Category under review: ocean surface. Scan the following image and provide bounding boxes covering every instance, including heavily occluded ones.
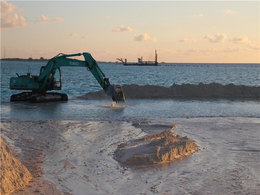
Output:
[1,60,260,195]
[1,60,260,119]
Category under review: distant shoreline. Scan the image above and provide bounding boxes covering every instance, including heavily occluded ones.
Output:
[0,58,118,64]
[1,58,48,62]
[1,58,259,65]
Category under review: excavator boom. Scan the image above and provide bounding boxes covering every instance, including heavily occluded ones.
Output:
[10,52,125,103]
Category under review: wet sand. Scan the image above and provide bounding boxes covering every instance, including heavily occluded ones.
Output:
[1,120,71,195]
[1,117,259,195]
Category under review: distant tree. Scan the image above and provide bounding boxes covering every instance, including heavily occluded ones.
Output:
[40,57,44,60]
[28,57,33,60]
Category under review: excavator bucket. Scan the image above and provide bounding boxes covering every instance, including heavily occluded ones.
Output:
[105,85,125,103]
[113,85,125,103]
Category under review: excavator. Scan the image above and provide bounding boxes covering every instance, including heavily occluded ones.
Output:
[10,52,125,103]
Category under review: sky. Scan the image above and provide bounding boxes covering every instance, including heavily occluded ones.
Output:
[1,1,259,63]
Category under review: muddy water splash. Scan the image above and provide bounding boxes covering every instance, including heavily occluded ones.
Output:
[99,102,130,108]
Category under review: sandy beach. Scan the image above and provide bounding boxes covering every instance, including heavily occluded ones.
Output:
[1,1,259,194]
[1,117,259,195]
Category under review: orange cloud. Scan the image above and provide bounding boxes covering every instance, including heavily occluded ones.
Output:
[232,35,249,44]
[248,42,260,50]
[180,38,197,43]
[224,47,241,52]
[69,33,77,37]
[113,25,133,33]
[231,35,259,50]
[1,1,27,29]
[189,13,203,18]
[53,17,64,23]
[134,33,157,42]
[36,15,49,23]
[188,48,218,53]
[222,9,235,14]
[203,33,227,43]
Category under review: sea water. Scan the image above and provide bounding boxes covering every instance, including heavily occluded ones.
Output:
[1,61,260,194]
[1,61,260,119]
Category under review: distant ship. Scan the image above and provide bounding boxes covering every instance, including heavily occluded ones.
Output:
[117,50,158,66]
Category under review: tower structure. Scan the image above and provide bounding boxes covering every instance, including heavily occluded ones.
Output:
[155,50,158,65]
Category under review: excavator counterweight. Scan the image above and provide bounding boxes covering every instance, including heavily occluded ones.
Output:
[10,52,125,103]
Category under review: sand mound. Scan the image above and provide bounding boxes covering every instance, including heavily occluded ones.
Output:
[79,83,260,100]
[115,130,198,165]
[0,138,32,195]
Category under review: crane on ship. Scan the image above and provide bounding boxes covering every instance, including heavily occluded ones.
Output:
[10,52,125,103]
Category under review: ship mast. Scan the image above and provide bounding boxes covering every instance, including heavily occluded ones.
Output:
[155,50,158,65]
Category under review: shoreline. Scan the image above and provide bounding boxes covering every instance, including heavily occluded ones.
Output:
[1,117,259,195]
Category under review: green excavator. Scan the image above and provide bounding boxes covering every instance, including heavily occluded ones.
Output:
[10,52,125,103]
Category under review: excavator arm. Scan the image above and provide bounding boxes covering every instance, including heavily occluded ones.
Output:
[39,52,125,102]
[10,52,125,103]
[82,53,125,102]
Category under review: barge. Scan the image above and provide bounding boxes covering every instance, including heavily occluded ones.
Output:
[117,50,158,66]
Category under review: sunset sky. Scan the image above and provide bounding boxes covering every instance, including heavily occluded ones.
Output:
[1,1,259,63]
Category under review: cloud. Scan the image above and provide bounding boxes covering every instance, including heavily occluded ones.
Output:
[179,38,197,43]
[113,25,133,33]
[189,13,203,18]
[203,33,227,43]
[232,35,249,44]
[36,15,49,23]
[134,33,157,42]
[231,35,259,50]
[224,47,241,52]
[187,48,200,53]
[188,48,218,53]
[68,33,88,39]
[222,9,235,14]
[69,33,77,37]
[247,42,260,50]
[53,17,64,23]
[1,1,27,29]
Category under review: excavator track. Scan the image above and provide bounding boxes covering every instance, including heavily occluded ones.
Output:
[10,92,68,103]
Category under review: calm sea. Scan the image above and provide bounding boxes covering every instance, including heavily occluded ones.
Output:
[1,61,260,119]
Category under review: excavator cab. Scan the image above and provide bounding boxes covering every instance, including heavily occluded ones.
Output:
[39,66,62,90]
[53,68,62,90]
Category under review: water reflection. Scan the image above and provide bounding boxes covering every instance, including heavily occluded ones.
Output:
[4,101,65,119]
